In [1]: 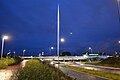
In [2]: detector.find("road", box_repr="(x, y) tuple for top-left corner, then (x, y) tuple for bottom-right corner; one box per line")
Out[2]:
(55, 64), (108, 80)
(70, 63), (120, 74)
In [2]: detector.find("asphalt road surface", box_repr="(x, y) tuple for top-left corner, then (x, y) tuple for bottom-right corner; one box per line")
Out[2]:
(70, 63), (120, 74)
(55, 64), (108, 80)
(59, 66), (108, 80)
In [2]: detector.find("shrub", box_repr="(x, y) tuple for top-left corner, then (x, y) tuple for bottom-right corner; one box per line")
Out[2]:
(4, 57), (16, 66)
(0, 60), (8, 69)
(0, 56), (23, 69)
(100, 57), (120, 68)
(17, 59), (75, 80)
(17, 59), (53, 80)
(13, 56), (23, 64)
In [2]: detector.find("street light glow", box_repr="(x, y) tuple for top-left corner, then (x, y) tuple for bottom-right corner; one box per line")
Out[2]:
(70, 32), (73, 35)
(118, 41), (120, 44)
(51, 47), (54, 50)
(88, 47), (93, 53)
(60, 38), (65, 42)
(3, 35), (8, 40)
(23, 49), (26, 52)
(89, 47), (92, 50)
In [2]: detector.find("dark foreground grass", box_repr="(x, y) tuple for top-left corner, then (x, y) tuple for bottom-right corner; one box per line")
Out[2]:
(63, 65), (120, 80)
(16, 59), (75, 80)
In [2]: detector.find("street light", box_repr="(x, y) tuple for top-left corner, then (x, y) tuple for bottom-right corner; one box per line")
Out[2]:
(50, 47), (54, 55)
(23, 49), (26, 57)
(70, 32), (73, 35)
(89, 47), (93, 53)
(1, 35), (9, 59)
(60, 38), (65, 43)
(7, 50), (11, 56)
(7, 52), (10, 56)
(13, 51), (16, 55)
(51, 47), (54, 50)
(60, 38), (65, 53)
(118, 40), (120, 44)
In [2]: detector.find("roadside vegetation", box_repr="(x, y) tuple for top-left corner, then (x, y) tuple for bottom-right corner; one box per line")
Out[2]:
(0, 56), (23, 69)
(99, 57), (120, 68)
(16, 59), (75, 80)
(63, 65), (120, 80)
(85, 57), (120, 68)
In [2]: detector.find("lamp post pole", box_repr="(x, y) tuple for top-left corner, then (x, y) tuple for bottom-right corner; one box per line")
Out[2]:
(60, 38), (65, 53)
(57, 4), (60, 63)
(50, 47), (54, 55)
(89, 47), (93, 53)
(1, 35), (8, 59)
(57, 3), (65, 63)
(115, 0), (120, 21)
(23, 49), (26, 57)
(1, 38), (5, 59)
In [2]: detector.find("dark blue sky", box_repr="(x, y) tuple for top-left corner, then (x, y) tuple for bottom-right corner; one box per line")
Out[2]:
(0, 0), (120, 56)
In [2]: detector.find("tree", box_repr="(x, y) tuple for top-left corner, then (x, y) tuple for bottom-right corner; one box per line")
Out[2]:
(60, 52), (71, 56)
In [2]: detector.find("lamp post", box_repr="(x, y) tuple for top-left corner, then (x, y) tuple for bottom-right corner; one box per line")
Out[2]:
(23, 49), (26, 57)
(57, 3), (65, 63)
(89, 47), (93, 53)
(7, 52), (10, 56)
(7, 50), (11, 56)
(60, 38), (65, 53)
(1, 35), (9, 59)
(50, 47), (54, 55)
(115, 0), (120, 21)
(57, 4), (60, 63)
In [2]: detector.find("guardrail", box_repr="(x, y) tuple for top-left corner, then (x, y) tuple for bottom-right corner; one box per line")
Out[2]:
(22, 56), (109, 60)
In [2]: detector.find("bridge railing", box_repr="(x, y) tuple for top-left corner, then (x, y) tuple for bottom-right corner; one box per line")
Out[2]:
(22, 56), (109, 60)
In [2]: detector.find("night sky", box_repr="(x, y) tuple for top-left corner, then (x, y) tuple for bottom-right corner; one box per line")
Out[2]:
(0, 0), (120, 56)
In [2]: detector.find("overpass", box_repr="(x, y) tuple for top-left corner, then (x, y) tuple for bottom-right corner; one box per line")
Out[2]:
(22, 56), (109, 61)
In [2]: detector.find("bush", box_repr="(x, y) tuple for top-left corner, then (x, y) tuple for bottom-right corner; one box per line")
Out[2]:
(4, 57), (15, 66)
(0, 60), (8, 69)
(13, 56), (23, 64)
(0, 56), (23, 69)
(100, 57), (120, 68)
(17, 59), (53, 80)
(17, 59), (75, 80)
